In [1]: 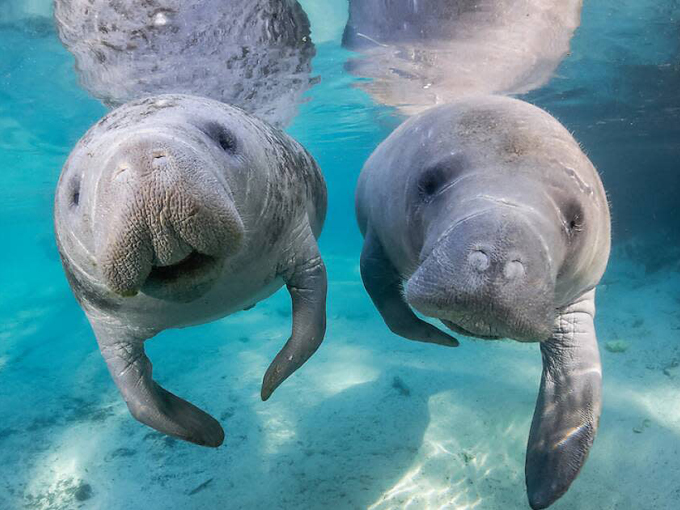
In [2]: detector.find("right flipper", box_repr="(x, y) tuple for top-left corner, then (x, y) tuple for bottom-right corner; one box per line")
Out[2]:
(525, 290), (602, 509)
(91, 318), (224, 447)
(360, 229), (458, 347)
(261, 227), (327, 401)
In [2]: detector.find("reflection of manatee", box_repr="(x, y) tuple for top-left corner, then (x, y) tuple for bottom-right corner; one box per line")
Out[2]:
(55, 94), (328, 447)
(343, 0), (582, 115)
(54, 0), (316, 128)
(356, 96), (610, 508)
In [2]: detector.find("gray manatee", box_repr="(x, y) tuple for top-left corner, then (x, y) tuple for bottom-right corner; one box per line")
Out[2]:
(356, 95), (610, 508)
(343, 0), (582, 116)
(53, 0), (315, 128)
(54, 94), (328, 447)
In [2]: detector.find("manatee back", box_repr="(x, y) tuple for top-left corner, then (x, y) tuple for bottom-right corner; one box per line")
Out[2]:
(54, 0), (316, 128)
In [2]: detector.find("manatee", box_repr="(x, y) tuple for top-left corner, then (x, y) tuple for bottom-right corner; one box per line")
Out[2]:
(54, 94), (328, 447)
(53, 0), (316, 128)
(355, 95), (610, 508)
(342, 0), (582, 116)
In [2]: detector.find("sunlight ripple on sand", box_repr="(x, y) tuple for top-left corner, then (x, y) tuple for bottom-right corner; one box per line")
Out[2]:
(306, 344), (380, 397)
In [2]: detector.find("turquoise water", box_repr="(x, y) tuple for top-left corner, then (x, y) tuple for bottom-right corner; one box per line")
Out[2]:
(1, 1), (679, 509)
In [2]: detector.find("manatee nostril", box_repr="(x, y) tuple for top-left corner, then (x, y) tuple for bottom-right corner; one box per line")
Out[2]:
(151, 151), (169, 169)
(468, 249), (490, 272)
(504, 260), (525, 280)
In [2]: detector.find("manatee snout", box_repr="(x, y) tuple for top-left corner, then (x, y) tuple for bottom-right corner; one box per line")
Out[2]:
(94, 131), (245, 300)
(405, 211), (556, 341)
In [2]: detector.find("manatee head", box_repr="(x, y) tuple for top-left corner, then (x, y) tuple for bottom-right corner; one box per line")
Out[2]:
(400, 98), (609, 342)
(56, 96), (248, 304)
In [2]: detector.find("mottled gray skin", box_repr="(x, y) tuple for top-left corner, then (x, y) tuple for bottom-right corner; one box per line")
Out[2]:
(55, 94), (327, 447)
(54, 0), (315, 128)
(356, 96), (610, 509)
(343, 0), (582, 116)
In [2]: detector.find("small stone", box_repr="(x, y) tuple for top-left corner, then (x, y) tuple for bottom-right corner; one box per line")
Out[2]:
(605, 340), (629, 353)
(662, 359), (679, 379)
(105, 447), (136, 462)
(74, 482), (93, 502)
(391, 376), (411, 397)
(187, 478), (213, 496)
(461, 451), (476, 464)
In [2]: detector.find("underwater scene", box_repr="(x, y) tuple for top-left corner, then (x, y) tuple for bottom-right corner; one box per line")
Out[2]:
(0, 0), (679, 509)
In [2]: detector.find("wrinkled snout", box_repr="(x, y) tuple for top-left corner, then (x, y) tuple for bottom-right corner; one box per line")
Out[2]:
(93, 133), (244, 301)
(405, 211), (556, 341)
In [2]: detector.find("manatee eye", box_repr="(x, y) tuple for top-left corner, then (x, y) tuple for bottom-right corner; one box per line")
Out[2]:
(216, 129), (237, 154)
(417, 154), (466, 201)
(418, 168), (445, 198)
(564, 201), (584, 235)
(69, 177), (81, 208)
(201, 122), (237, 154)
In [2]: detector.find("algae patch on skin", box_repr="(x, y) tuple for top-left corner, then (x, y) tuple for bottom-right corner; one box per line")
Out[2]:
(605, 340), (629, 353)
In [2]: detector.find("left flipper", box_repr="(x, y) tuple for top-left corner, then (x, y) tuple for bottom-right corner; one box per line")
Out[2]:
(526, 290), (602, 509)
(261, 226), (327, 400)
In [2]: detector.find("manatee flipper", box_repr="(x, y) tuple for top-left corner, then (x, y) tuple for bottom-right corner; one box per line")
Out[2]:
(360, 229), (458, 347)
(261, 228), (327, 400)
(91, 319), (225, 447)
(526, 290), (602, 509)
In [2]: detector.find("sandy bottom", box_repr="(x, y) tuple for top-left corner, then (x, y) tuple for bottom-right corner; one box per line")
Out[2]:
(0, 247), (678, 510)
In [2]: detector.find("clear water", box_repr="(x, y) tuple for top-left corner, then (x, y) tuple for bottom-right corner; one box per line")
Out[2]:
(1, 1), (679, 509)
